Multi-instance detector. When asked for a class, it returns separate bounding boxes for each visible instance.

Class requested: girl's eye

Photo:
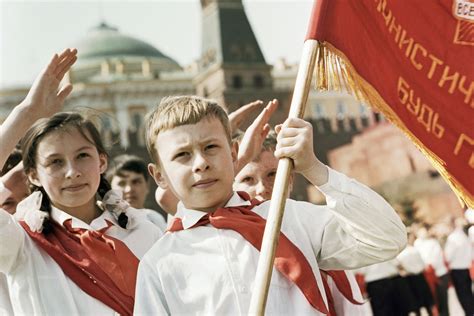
[51,159,63,165]
[78,152,90,159]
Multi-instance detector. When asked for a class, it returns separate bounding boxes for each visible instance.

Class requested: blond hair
[145,95,231,163]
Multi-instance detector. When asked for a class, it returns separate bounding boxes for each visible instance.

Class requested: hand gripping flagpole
[248,2,326,314]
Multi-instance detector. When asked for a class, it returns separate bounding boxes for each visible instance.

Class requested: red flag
[306,0,474,207]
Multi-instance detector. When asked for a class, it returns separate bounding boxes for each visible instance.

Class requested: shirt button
[239,286,247,293]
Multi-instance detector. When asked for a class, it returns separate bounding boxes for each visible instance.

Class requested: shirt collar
[175,191,251,229]
[0,180,12,204]
[50,205,117,230]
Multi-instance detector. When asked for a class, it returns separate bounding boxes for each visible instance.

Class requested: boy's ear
[148,163,168,189]
[231,141,239,163]
[28,170,42,187]
[99,153,108,174]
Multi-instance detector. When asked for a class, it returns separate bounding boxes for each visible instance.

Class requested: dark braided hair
[38,187,54,234]
[21,112,129,232]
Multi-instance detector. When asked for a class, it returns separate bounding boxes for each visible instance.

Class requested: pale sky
[0,0,314,88]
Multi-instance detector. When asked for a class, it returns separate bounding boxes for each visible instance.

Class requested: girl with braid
[0,52,162,315]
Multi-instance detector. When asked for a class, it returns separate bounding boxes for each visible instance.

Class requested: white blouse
[414,237,448,277]
[444,228,472,269]
[0,193,163,316]
[396,245,426,275]
[135,168,407,315]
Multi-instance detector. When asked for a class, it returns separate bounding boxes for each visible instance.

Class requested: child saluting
[135,96,407,315]
[0,51,162,315]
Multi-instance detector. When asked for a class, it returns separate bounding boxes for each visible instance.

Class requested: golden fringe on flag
[314,41,473,209]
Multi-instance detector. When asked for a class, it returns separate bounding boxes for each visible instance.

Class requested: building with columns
[0,0,376,167]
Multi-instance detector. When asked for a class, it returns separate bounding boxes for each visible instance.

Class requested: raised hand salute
[0,48,77,169]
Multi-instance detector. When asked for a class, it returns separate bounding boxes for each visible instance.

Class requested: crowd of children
[357,217,474,316]
[0,48,471,316]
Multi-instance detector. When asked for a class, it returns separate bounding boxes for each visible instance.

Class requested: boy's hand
[228,100,264,133]
[235,99,278,174]
[275,118,328,186]
[20,48,78,120]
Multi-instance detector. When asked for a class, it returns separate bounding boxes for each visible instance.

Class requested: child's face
[234,150,293,201]
[0,165,28,214]
[234,150,277,201]
[111,171,149,209]
[150,117,237,212]
[28,127,107,213]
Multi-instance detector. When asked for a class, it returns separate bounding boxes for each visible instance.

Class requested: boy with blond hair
[135,95,407,315]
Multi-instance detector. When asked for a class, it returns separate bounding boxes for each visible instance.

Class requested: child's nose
[255,181,267,195]
[192,153,210,173]
[65,162,81,179]
[256,181,272,200]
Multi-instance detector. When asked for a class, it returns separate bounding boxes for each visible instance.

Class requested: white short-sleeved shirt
[465,208,474,224]
[396,245,426,275]
[444,228,472,269]
[135,168,407,315]
[469,226,474,260]
[0,194,163,316]
[414,237,448,277]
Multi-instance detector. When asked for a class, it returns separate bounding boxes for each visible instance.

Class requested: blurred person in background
[464,207,474,282]
[444,217,474,315]
[415,224,450,316]
[397,226,434,315]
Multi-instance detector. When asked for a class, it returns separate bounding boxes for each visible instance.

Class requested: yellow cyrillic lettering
[397,77,410,105]
[432,113,445,139]
[410,43,427,71]
[458,75,474,107]
[408,89,421,116]
[388,17,401,42]
[427,54,443,79]
[398,29,413,57]
[454,134,474,169]
[438,65,459,94]
[377,0,392,26]
[417,103,433,132]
